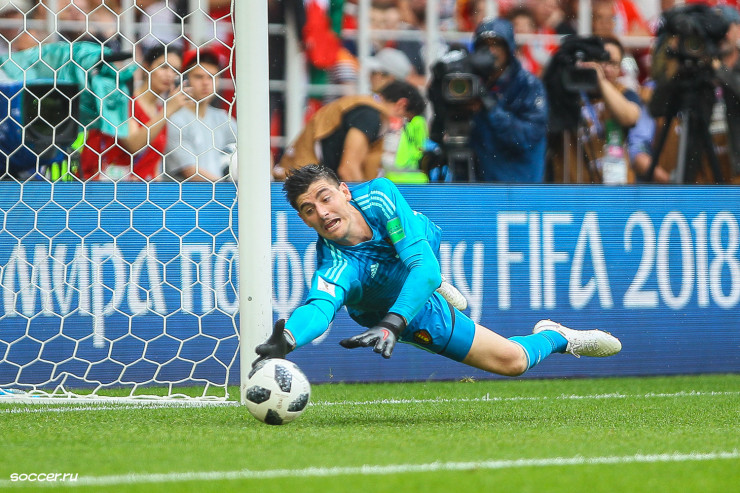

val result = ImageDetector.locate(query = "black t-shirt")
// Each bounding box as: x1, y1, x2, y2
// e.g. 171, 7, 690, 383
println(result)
320, 106, 383, 172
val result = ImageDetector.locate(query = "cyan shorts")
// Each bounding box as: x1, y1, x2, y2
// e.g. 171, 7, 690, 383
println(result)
400, 292, 476, 362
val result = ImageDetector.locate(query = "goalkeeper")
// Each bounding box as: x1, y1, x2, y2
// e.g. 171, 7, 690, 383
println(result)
254, 164, 621, 374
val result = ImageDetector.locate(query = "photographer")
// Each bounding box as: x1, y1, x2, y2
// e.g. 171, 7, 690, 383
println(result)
468, 18, 548, 183
544, 35, 641, 183
648, 4, 733, 184
716, 5, 740, 177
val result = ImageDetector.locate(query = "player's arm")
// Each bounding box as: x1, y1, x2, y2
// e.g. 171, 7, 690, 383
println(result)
252, 296, 341, 367
338, 242, 439, 359
391, 239, 442, 322
339, 179, 441, 358
253, 260, 351, 366
379, 178, 442, 322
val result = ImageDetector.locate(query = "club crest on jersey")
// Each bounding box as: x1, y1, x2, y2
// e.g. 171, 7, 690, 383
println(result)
413, 330, 432, 345
370, 263, 379, 278
317, 276, 336, 297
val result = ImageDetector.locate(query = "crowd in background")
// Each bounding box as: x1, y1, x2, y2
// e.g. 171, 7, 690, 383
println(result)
0, 0, 738, 184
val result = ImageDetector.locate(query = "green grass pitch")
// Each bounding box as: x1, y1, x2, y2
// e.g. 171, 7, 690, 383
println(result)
0, 374, 738, 492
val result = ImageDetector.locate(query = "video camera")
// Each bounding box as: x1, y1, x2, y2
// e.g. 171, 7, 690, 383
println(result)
425, 47, 497, 180
542, 36, 610, 134
653, 4, 727, 70
649, 4, 728, 119
647, 4, 730, 184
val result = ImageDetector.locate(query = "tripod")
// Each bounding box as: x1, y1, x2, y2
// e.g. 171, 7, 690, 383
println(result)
442, 115, 476, 182
648, 71, 724, 184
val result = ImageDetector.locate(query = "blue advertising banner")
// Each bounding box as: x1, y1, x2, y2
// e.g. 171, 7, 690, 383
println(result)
0, 183, 738, 387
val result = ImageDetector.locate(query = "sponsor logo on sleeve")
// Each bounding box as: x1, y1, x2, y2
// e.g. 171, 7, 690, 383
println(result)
317, 276, 336, 297
386, 217, 406, 244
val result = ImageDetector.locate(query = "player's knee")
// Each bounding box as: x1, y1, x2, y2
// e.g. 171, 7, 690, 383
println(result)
499, 345, 528, 377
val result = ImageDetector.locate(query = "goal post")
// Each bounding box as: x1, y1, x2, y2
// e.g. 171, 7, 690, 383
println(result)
0, 1, 271, 404
234, 0, 273, 406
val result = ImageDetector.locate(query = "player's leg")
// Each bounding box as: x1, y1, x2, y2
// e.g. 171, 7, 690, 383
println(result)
461, 324, 531, 376
464, 319, 622, 376
404, 293, 566, 376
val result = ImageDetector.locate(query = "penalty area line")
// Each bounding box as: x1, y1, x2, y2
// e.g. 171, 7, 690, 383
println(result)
0, 450, 737, 487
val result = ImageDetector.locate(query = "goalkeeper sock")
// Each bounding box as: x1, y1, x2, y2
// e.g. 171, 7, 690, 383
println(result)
509, 331, 568, 370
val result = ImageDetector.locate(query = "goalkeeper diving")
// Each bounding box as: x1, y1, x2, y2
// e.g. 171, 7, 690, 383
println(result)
254, 164, 621, 374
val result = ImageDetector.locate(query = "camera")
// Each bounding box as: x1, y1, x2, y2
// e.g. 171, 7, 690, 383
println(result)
425, 47, 497, 181
653, 4, 727, 69
649, 4, 728, 119
542, 35, 610, 134
0, 80, 80, 180
433, 47, 497, 106
649, 4, 727, 122
647, 4, 730, 184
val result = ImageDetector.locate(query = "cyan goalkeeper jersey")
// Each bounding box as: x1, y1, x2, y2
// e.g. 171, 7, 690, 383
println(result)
285, 177, 442, 348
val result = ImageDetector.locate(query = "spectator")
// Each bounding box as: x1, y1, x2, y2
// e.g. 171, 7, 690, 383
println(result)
274, 80, 426, 183
613, 0, 650, 37
592, 0, 650, 38
507, 6, 543, 76
456, 0, 517, 31
51, 0, 88, 43
367, 47, 412, 93
79, 44, 187, 181
365, 48, 428, 184
135, 0, 185, 52
468, 18, 548, 183
717, 5, 740, 178
164, 47, 236, 181
127, 45, 186, 180
324, 46, 360, 103
0, 0, 40, 56
87, 0, 125, 52
525, 0, 560, 75
370, 2, 401, 54
395, 0, 447, 86
553, 0, 578, 35
592, 0, 617, 37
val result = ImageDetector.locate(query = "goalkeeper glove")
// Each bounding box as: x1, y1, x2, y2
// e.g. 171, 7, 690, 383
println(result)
252, 319, 296, 367
339, 313, 407, 359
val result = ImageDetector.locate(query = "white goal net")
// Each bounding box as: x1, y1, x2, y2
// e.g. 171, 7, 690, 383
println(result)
0, 1, 246, 403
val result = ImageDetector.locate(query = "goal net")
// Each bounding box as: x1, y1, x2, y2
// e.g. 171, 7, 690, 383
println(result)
0, 1, 245, 403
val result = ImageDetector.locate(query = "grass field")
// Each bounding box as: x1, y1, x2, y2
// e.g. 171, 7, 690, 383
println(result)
1, 374, 738, 492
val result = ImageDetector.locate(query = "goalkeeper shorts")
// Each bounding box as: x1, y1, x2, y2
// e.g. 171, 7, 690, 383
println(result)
400, 292, 476, 362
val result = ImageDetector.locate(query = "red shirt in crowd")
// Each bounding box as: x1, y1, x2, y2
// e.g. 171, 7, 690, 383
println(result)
80, 99, 167, 181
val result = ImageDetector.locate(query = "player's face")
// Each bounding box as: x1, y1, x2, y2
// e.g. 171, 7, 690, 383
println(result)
296, 179, 355, 244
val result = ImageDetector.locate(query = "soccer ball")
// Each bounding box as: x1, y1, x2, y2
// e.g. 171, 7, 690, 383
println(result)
244, 358, 311, 425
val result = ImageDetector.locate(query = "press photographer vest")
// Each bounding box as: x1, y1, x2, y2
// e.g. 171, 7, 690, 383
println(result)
278, 95, 391, 180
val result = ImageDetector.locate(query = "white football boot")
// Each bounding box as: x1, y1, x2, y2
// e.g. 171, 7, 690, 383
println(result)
533, 319, 622, 358
436, 276, 468, 310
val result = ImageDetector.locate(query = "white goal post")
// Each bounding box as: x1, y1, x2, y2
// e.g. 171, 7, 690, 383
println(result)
0, 0, 271, 404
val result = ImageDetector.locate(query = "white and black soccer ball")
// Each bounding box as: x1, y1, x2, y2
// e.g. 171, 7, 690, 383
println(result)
245, 358, 311, 425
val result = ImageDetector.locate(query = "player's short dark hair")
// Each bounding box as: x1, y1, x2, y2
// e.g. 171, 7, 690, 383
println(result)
379, 80, 427, 117
283, 164, 340, 210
